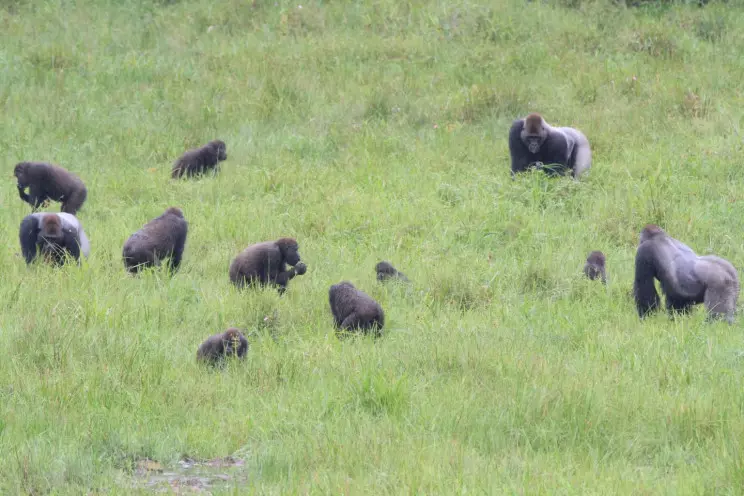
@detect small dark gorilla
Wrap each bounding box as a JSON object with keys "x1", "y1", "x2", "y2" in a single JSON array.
[
  {"x1": 229, "y1": 238, "x2": 307, "y2": 294},
  {"x1": 376, "y1": 261, "x2": 410, "y2": 283},
  {"x1": 583, "y1": 251, "x2": 607, "y2": 284},
  {"x1": 19, "y1": 212, "x2": 90, "y2": 266},
  {"x1": 14, "y1": 161, "x2": 88, "y2": 214},
  {"x1": 122, "y1": 207, "x2": 188, "y2": 274},
  {"x1": 634, "y1": 224, "x2": 740, "y2": 323},
  {"x1": 508, "y1": 113, "x2": 592, "y2": 178},
  {"x1": 196, "y1": 328, "x2": 249, "y2": 366},
  {"x1": 329, "y1": 281, "x2": 385, "y2": 337},
  {"x1": 171, "y1": 140, "x2": 227, "y2": 179}
]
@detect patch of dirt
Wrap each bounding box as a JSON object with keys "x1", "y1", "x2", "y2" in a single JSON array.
[{"x1": 132, "y1": 456, "x2": 247, "y2": 493}]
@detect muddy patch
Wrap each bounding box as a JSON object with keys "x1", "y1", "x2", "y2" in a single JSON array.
[{"x1": 132, "y1": 456, "x2": 247, "y2": 493}]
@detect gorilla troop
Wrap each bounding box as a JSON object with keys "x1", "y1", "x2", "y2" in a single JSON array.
[
  {"x1": 196, "y1": 328, "x2": 249, "y2": 366},
  {"x1": 171, "y1": 140, "x2": 227, "y2": 178},
  {"x1": 376, "y1": 261, "x2": 410, "y2": 283},
  {"x1": 229, "y1": 238, "x2": 307, "y2": 294},
  {"x1": 329, "y1": 281, "x2": 385, "y2": 337},
  {"x1": 19, "y1": 212, "x2": 90, "y2": 266},
  {"x1": 633, "y1": 225, "x2": 739, "y2": 323},
  {"x1": 583, "y1": 251, "x2": 607, "y2": 284},
  {"x1": 14, "y1": 161, "x2": 88, "y2": 214},
  {"x1": 508, "y1": 113, "x2": 592, "y2": 178},
  {"x1": 122, "y1": 207, "x2": 188, "y2": 274}
]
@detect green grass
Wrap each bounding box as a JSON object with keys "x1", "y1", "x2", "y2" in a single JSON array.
[{"x1": 1, "y1": 0, "x2": 744, "y2": 493}]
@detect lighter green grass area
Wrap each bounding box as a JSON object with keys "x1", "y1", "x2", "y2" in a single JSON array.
[{"x1": 1, "y1": 0, "x2": 744, "y2": 493}]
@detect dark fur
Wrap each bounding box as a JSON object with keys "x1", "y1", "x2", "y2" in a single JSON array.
[
  {"x1": 196, "y1": 328, "x2": 249, "y2": 365},
  {"x1": 19, "y1": 213, "x2": 82, "y2": 266},
  {"x1": 14, "y1": 162, "x2": 87, "y2": 214},
  {"x1": 583, "y1": 251, "x2": 607, "y2": 284},
  {"x1": 122, "y1": 207, "x2": 188, "y2": 274},
  {"x1": 171, "y1": 140, "x2": 227, "y2": 178},
  {"x1": 376, "y1": 261, "x2": 410, "y2": 283},
  {"x1": 229, "y1": 238, "x2": 306, "y2": 294},
  {"x1": 508, "y1": 113, "x2": 591, "y2": 178},
  {"x1": 329, "y1": 281, "x2": 385, "y2": 337},
  {"x1": 633, "y1": 224, "x2": 739, "y2": 323}
]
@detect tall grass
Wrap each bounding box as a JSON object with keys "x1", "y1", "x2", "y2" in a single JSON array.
[{"x1": 1, "y1": 0, "x2": 744, "y2": 493}]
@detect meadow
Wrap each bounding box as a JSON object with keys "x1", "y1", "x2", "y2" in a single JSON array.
[{"x1": 1, "y1": 0, "x2": 744, "y2": 493}]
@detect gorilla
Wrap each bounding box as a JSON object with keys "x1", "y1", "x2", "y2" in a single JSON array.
[
  {"x1": 634, "y1": 224, "x2": 739, "y2": 323},
  {"x1": 329, "y1": 281, "x2": 385, "y2": 337},
  {"x1": 171, "y1": 140, "x2": 227, "y2": 178},
  {"x1": 19, "y1": 212, "x2": 90, "y2": 266},
  {"x1": 14, "y1": 161, "x2": 88, "y2": 214},
  {"x1": 229, "y1": 238, "x2": 307, "y2": 294},
  {"x1": 376, "y1": 261, "x2": 410, "y2": 283},
  {"x1": 122, "y1": 207, "x2": 188, "y2": 274},
  {"x1": 196, "y1": 328, "x2": 249, "y2": 365},
  {"x1": 583, "y1": 251, "x2": 607, "y2": 284},
  {"x1": 508, "y1": 113, "x2": 592, "y2": 178}
]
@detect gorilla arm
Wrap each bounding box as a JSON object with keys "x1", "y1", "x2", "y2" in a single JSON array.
[
  {"x1": 633, "y1": 241, "x2": 661, "y2": 318},
  {"x1": 62, "y1": 227, "x2": 82, "y2": 261},
  {"x1": 19, "y1": 215, "x2": 41, "y2": 263}
]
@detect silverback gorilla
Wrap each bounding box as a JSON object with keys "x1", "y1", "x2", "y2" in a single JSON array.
[
  {"x1": 229, "y1": 238, "x2": 307, "y2": 294},
  {"x1": 196, "y1": 328, "x2": 249, "y2": 365},
  {"x1": 14, "y1": 161, "x2": 88, "y2": 214},
  {"x1": 171, "y1": 140, "x2": 227, "y2": 179},
  {"x1": 633, "y1": 225, "x2": 739, "y2": 323},
  {"x1": 122, "y1": 207, "x2": 188, "y2": 274},
  {"x1": 508, "y1": 113, "x2": 592, "y2": 178},
  {"x1": 329, "y1": 281, "x2": 385, "y2": 337},
  {"x1": 583, "y1": 251, "x2": 607, "y2": 284},
  {"x1": 19, "y1": 212, "x2": 90, "y2": 265}
]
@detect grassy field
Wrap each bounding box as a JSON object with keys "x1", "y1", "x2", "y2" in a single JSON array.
[{"x1": 1, "y1": 0, "x2": 744, "y2": 493}]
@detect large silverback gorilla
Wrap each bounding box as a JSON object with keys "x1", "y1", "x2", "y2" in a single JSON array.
[
  {"x1": 508, "y1": 113, "x2": 592, "y2": 178},
  {"x1": 19, "y1": 212, "x2": 90, "y2": 265},
  {"x1": 633, "y1": 225, "x2": 739, "y2": 323}
]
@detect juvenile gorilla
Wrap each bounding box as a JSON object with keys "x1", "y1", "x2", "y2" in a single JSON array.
[
  {"x1": 196, "y1": 328, "x2": 249, "y2": 365},
  {"x1": 14, "y1": 161, "x2": 88, "y2": 214},
  {"x1": 171, "y1": 140, "x2": 227, "y2": 178},
  {"x1": 376, "y1": 261, "x2": 410, "y2": 283},
  {"x1": 229, "y1": 238, "x2": 307, "y2": 294},
  {"x1": 583, "y1": 251, "x2": 607, "y2": 284},
  {"x1": 122, "y1": 207, "x2": 188, "y2": 274},
  {"x1": 329, "y1": 281, "x2": 385, "y2": 337},
  {"x1": 634, "y1": 225, "x2": 739, "y2": 323},
  {"x1": 508, "y1": 113, "x2": 592, "y2": 178},
  {"x1": 19, "y1": 212, "x2": 90, "y2": 266}
]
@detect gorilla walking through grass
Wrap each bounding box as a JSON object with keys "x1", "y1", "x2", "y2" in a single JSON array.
[
  {"x1": 122, "y1": 207, "x2": 188, "y2": 274},
  {"x1": 14, "y1": 161, "x2": 88, "y2": 214},
  {"x1": 229, "y1": 238, "x2": 307, "y2": 294},
  {"x1": 19, "y1": 212, "x2": 90, "y2": 266},
  {"x1": 196, "y1": 328, "x2": 249, "y2": 366},
  {"x1": 633, "y1": 224, "x2": 739, "y2": 323},
  {"x1": 171, "y1": 140, "x2": 227, "y2": 178},
  {"x1": 329, "y1": 281, "x2": 385, "y2": 337}
]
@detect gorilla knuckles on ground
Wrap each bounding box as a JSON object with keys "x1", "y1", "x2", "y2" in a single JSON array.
[
  {"x1": 19, "y1": 212, "x2": 90, "y2": 266},
  {"x1": 508, "y1": 113, "x2": 592, "y2": 179},
  {"x1": 229, "y1": 238, "x2": 307, "y2": 294},
  {"x1": 14, "y1": 161, "x2": 88, "y2": 214},
  {"x1": 376, "y1": 261, "x2": 410, "y2": 283},
  {"x1": 329, "y1": 281, "x2": 385, "y2": 337},
  {"x1": 196, "y1": 328, "x2": 249, "y2": 365},
  {"x1": 122, "y1": 207, "x2": 188, "y2": 274},
  {"x1": 583, "y1": 251, "x2": 607, "y2": 284},
  {"x1": 171, "y1": 140, "x2": 227, "y2": 179},
  {"x1": 633, "y1": 224, "x2": 740, "y2": 323}
]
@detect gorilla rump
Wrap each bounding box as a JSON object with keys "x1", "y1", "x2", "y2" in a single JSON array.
[
  {"x1": 14, "y1": 161, "x2": 88, "y2": 215},
  {"x1": 633, "y1": 225, "x2": 739, "y2": 323},
  {"x1": 196, "y1": 328, "x2": 249, "y2": 365},
  {"x1": 122, "y1": 207, "x2": 188, "y2": 274},
  {"x1": 508, "y1": 113, "x2": 592, "y2": 179},
  {"x1": 376, "y1": 261, "x2": 410, "y2": 283},
  {"x1": 171, "y1": 140, "x2": 227, "y2": 178},
  {"x1": 19, "y1": 212, "x2": 90, "y2": 266},
  {"x1": 229, "y1": 238, "x2": 307, "y2": 294},
  {"x1": 583, "y1": 251, "x2": 607, "y2": 284},
  {"x1": 329, "y1": 281, "x2": 385, "y2": 337}
]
